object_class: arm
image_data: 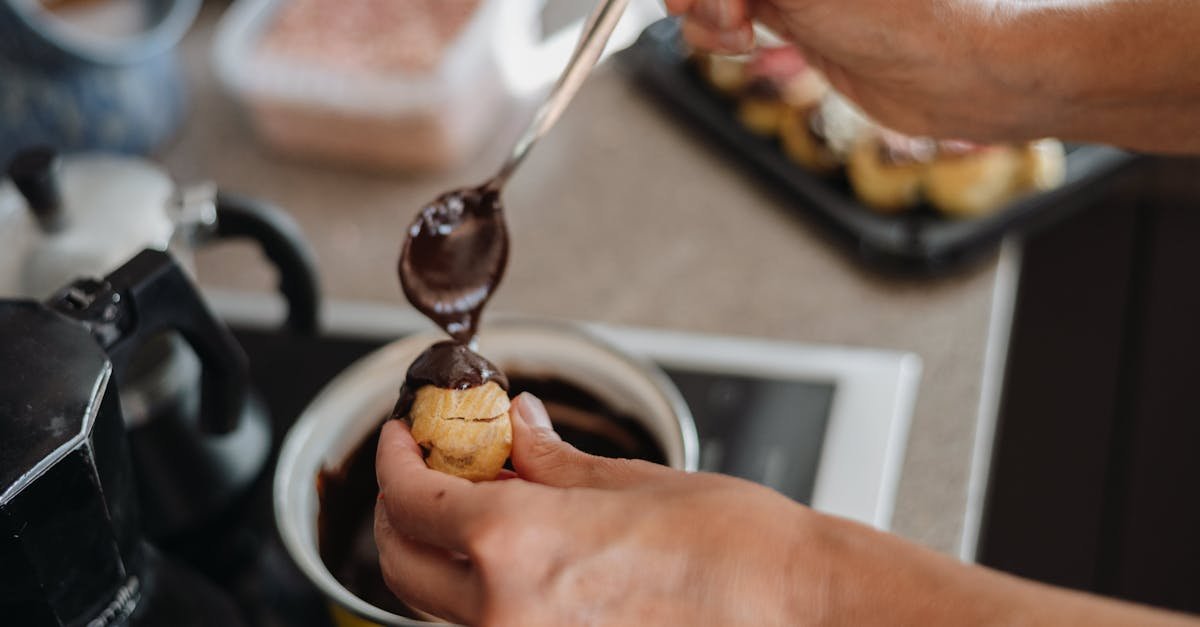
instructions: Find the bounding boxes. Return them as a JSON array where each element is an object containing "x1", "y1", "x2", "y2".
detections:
[
  {"x1": 667, "y1": 0, "x2": 1200, "y2": 153},
  {"x1": 975, "y1": 1, "x2": 1200, "y2": 153},
  {"x1": 375, "y1": 393, "x2": 1200, "y2": 626}
]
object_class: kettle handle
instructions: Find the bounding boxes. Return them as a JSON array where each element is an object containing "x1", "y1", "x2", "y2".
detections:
[
  {"x1": 212, "y1": 192, "x2": 321, "y2": 335},
  {"x1": 49, "y1": 249, "x2": 248, "y2": 435}
]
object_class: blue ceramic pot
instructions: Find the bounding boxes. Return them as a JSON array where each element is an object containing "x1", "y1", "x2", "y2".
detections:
[{"x1": 0, "y1": 0, "x2": 200, "y2": 163}]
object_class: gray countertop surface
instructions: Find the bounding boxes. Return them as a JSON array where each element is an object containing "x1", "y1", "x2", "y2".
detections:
[{"x1": 167, "y1": 4, "x2": 1001, "y2": 556}]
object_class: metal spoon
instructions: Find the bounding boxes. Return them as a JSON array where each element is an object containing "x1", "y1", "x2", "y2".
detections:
[
  {"x1": 491, "y1": 0, "x2": 633, "y2": 188},
  {"x1": 399, "y1": 0, "x2": 632, "y2": 343}
]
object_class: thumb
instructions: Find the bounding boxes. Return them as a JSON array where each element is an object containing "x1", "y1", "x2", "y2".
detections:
[{"x1": 508, "y1": 392, "x2": 674, "y2": 489}]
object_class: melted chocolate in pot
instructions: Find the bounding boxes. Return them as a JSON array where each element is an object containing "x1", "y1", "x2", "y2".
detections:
[
  {"x1": 398, "y1": 184, "x2": 508, "y2": 344},
  {"x1": 316, "y1": 427, "x2": 415, "y2": 618}
]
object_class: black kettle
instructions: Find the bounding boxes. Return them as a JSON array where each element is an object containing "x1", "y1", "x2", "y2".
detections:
[
  {"x1": 0, "y1": 250, "x2": 260, "y2": 626},
  {"x1": 1, "y1": 147, "x2": 321, "y2": 575}
]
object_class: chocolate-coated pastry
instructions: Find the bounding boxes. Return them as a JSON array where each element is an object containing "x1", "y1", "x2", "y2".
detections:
[{"x1": 393, "y1": 341, "x2": 512, "y2": 482}]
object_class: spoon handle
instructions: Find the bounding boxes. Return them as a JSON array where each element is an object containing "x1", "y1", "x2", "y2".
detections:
[{"x1": 491, "y1": 0, "x2": 631, "y2": 188}]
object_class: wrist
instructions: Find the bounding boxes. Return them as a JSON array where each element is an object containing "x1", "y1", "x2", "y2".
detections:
[{"x1": 811, "y1": 511, "x2": 1030, "y2": 626}]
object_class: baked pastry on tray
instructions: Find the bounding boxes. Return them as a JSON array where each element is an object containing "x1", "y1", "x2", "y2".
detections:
[{"x1": 688, "y1": 46, "x2": 1067, "y2": 218}]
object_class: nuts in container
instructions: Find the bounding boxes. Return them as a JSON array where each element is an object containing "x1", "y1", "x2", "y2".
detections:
[{"x1": 214, "y1": 0, "x2": 515, "y2": 172}]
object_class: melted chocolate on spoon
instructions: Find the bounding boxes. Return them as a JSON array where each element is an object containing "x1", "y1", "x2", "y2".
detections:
[
  {"x1": 398, "y1": 183, "x2": 508, "y2": 344},
  {"x1": 391, "y1": 340, "x2": 509, "y2": 419}
]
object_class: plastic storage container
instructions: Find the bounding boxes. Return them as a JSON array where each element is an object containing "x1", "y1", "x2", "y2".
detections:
[
  {"x1": 214, "y1": 0, "x2": 516, "y2": 171},
  {"x1": 213, "y1": 0, "x2": 663, "y2": 172}
]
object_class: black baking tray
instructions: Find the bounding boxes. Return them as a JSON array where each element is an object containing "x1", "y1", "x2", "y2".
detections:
[{"x1": 619, "y1": 19, "x2": 1142, "y2": 274}]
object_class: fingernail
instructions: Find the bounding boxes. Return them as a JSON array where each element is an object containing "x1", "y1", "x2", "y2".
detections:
[
  {"x1": 696, "y1": 0, "x2": 737, "y2": 29},
  {"x1": 514, "y1": 393, "x2": 559, "y2": 439},
  {"x1": 717, "y1": 26, "x2": 753, "y2": 52}
]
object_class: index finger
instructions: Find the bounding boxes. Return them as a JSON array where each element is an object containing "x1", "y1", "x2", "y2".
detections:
[{"x1": 375, "y1": 420, "x2": 489, "y2": 552}]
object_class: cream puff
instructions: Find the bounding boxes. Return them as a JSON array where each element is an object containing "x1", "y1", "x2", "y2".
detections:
[
  {"x1": 780, "y1": 106, "x2": 840, "y2": 174},
  {"x1": 847, "y1": 130, "x2": 935, "y2": 213},
  {"x1": 393, "y1": 341, "x2": 512, "y2": 481},
  {"x1": 924, "y1": 141, "x2": 1024, "y2": 218}
]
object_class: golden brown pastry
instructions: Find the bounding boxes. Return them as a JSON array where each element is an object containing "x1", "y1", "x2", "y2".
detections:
[
  {"x1": 779, "y1": 106, "x2": 840, "y2": 174},
  {"x1": 407, "y1": 381, "x2": 512, "y2": 482},
  {"x1": 737, "y1": 82, "x2": 790, "y2": 136},
  {"x1": 924, "y1": 143, "x2": 1024, "y2": 218},
  {"x1": 846, "y1": 132, "x2": 932, "y2": 213}
]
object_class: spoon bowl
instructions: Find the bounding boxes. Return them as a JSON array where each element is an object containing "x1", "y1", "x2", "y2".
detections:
[{"x1": 398, "y1": 183, "x2": 508, "y2": 343}]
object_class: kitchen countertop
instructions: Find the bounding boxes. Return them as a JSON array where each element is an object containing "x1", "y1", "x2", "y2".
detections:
[{"x1": 166, "y1": 4, "x2": 1002, "y2": 556}]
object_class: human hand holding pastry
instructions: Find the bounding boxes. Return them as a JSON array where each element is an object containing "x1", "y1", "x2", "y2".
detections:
[
  {"x1": 375, "y1": 393, "x2": 1200, "y2": 626},
  {"x1": 375, "y1": 393, "x2": 821, "y2": 625}
]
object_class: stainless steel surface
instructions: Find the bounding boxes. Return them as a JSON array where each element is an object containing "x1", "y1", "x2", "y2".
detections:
[{"x1": 492, "y1": 0, "x2": 632, "y2": 187}]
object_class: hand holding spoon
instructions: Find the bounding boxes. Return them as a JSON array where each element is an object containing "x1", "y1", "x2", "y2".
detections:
[{"x1": 399, "y1": 0, "x2": 632, "y2": 344}]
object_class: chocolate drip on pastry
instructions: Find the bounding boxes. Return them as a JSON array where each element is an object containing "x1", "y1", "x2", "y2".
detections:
[{"x1": 392, "y1": 341, "x2": 509, "y2": 419}]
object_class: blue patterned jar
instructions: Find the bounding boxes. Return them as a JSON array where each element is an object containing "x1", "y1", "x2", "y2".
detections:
[{"x1": 0, "y1": 0, "x2": 200, "y2": 164}]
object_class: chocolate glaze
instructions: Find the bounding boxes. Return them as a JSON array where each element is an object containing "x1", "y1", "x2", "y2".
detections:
[
  {"x1": 398, "y1": 184, "x2": 508, "y2": 344},
  {"x1": 318, "y1": 375, "x2": 666, "y2": 616},
  {"x1": 391, "y1": 340, "x2": 510, "y2": 419}
]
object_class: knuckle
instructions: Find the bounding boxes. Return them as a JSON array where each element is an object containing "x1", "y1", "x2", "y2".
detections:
[
  {"x1": 521, "y1": 438, "x2": 577, "y2": 477},
  {"x1": 527, "y1": 434, "x2": 567, "y2": 464},
  {"x1": 580, "y1": 456, "x2": 617, "y2": 485}
]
